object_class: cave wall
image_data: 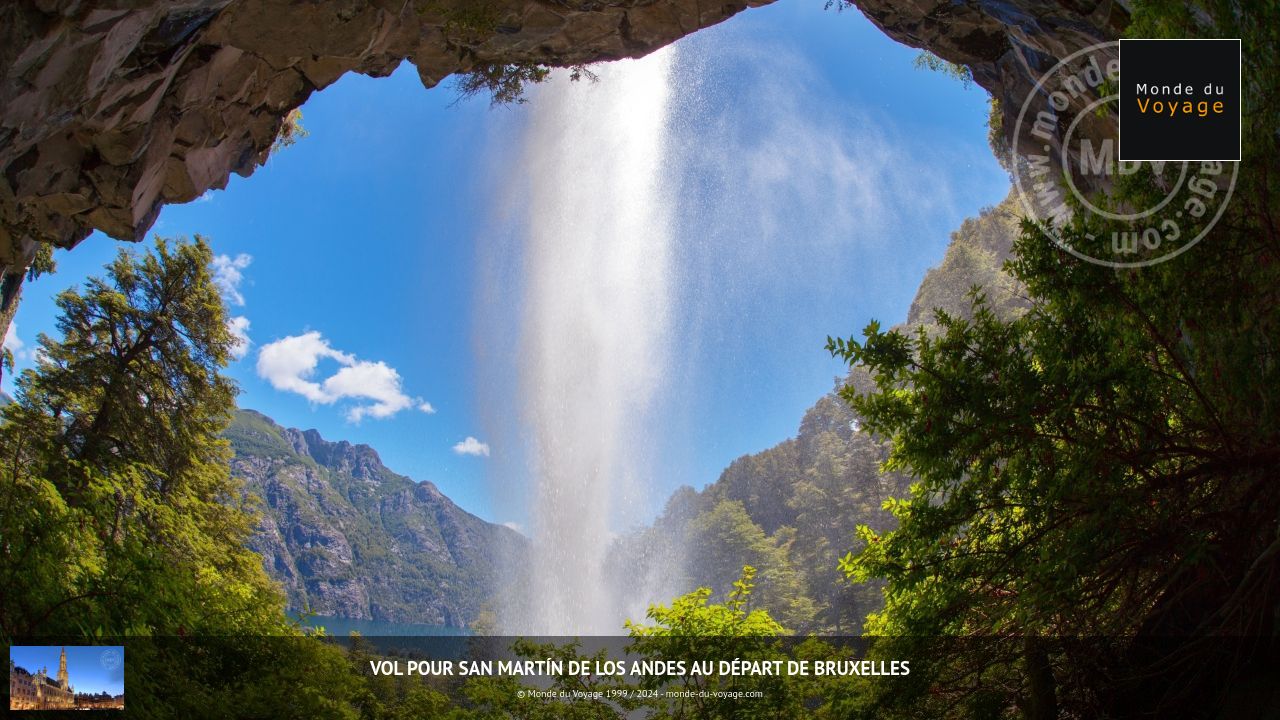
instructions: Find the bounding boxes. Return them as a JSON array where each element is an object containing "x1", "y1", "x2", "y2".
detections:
[
  {"x1": 0, "y1": 0, "x2": 1127, "y2": 339},
  {"x1": 853, "y1": 0, "x2": 1127, "y2": 111},
  {"x1": 0, "y1": 0, "x2": 772, "y2": 333},
  {"x1": 851, "y1": 0, "x2": 1127, "y2": 182}
]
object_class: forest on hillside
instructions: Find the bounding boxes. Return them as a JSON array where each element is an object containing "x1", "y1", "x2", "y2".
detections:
[{"x1": 610, "y1": 192, "x2": 1027, "y2": 635}]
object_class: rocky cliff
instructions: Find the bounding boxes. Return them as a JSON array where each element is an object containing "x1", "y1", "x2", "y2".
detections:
[
  {"x1": 0, "y1": 0, "x2": 1133, "y2": 339},
  {"x1": 227, "y1": 409, "x2": 523, "y2": 626},
  {"x1": 625, "y1": 189, "x2": 1028, "y2": 632},
  {"x1": 848, "y1": 0, "x2": 1126, "y2": 164},
  {"x1": 0, "y1": 0, "x2": 771, "y2": 334}
]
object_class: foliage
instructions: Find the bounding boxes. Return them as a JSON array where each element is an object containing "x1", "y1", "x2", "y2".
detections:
[
  {"x1": 827, "y1": 2, "x2": 1280, "y2": 715},
  {"x1": 455, "y1": 62, "x2": 551, "y2": 106},
  {"x1": 626, "y1": 566, "x2": 814, "y2": 720},
  {"x1": 905, "y1": 193, "x2": 1025, "y2": 334},
  {"x1": 986, "y1": 98, "x2": 1011, "y2": 174},
  {"x1": 0, "y1": 236, "x2": 289, "y2": 637},
  {"x1": 628, "y1": 566, "x2": 785, "y2": 640},
  {"x1": 125, "y1": 636, "x2": 364, "y2": 720},
  {"x1": 459, "y1": 638, "x2": 641, "y2": 720},
  {"x1": 454, "y1": 62, "x2": 598, "y2": 107},
  {"x1": 621, "y1": 403, "x2": 909, "y2": 635},
  {"x1": 3, "y1": 243, "x2": 57, "y2": 376},
  {"x1": 683, "y1": 501, "x2": 816, "y2": 631},
  {"x1": 0, "y1": 237, "x2": 382, "y2": 718},
  {"x1": 27, "y1": 241, "x2": 56, "y2": 281},
  {"x1": 621, "y1": 191, "x2": 1026, "y2": 635},
  {"x1": 343, "y1": 571, "x2": 800, "y2": 720},
  {"x1": 271, "y1": 108, "x2": 309, "y2": 155},
  {"x1": 429, "y1": 0, "x2": 597, "y2": 107},
  {"x1": 913, "y1": 51, "x2": 973, "y2": 89},
  {"x1": 427, "y1": 0, "x2": 504, "y2": 39}
]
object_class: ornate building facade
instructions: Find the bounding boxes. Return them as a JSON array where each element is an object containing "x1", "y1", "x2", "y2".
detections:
[
  {"x1": 75, "y1": 691, "x2": 126, "y2": 709},
  {"x1": 9, "y1": 647, "x2": 75, "y2": 710}
]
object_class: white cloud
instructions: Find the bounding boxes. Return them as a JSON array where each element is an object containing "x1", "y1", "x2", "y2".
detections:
[
  {"x1": 194, "y1": 190, "x2": 215, "y2": 203},
  {"x1": 212, "y1": 253, "x2": 252, "y2": 307},
  {"x1": 452, "y1": 436, "x2": 490, "y2": 457},
  {"x1": 227, "y1": 316, "x2": 251, "y2": 359},
  {"x1": 502, "y1": 521, "x2": 525, "y2": 534},
  {"x1": 324, "y1": 360, "x2": 415, "y2": 422},
  {"x1": 3, "y1": 321, "x2": 24, "y2": 358},
  {"x1": 256, "y1": 331, "x2": 433, "y2": 422},
  {"x1": 210, "y1": 253, "x2": 253, "y2": 361},
  {"x1": 257, "y1": 332, "x2": 350, "y2": 402}
]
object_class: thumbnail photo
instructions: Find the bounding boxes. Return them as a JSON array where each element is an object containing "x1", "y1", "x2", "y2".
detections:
[{"x1": 9, "y1": 646, "x2": 123, "y2": 711}]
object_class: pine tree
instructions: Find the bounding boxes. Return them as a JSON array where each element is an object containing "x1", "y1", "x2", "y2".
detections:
[{"x1": 0, "y1": 237, "x2": 284, "y2": 636}]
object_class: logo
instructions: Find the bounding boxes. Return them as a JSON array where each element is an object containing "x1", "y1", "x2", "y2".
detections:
[
  {"x1": 1012, "y1": 41, "x2": 1238, "y2": 268},
  {"x1": 100, "y1": 648, "x2": 122, "y2": 671},
  {"x1": 1119, "y1": 38, "x2": 1241, "y2": 162}
]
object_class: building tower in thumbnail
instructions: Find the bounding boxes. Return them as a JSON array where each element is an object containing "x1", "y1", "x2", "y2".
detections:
[
  {"x1": 57, "y1": 647, "x2": 69, "y2": 690},
  {"x1": 9, "y1": 648, "x2": 74, "y2": 710}
]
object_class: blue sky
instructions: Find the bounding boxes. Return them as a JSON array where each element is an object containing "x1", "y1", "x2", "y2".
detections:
[
  {"x1": 9, "y1": 646, "x2": 125, "y2": 695},
  {"x1": 2, "y1": 1, "x2": 1008, "y2": 530}
]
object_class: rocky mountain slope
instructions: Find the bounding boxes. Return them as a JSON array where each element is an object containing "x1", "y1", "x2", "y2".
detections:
[
  {"x1": 226, "y1": 409, "x2": 523, "y2": 626},
  {"x1": 904, "y1": 186, "x2": 1025, "y2": 330},
  {"x1": 619, "y1": 189, "x2": 1027, "y2": 633}
]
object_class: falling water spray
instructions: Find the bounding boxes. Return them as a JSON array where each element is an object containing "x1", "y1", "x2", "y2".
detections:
[{"x1": 499, "y1": 49, "x2": 678, "y2": 634}]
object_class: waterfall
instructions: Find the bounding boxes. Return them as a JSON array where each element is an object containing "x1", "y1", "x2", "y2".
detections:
[
  {"x1": 495, "y1": 48, "x2": 678, "y2": 634},
  {"x1": 477, "y1": 22, "x2": 977, "y2": 635}
]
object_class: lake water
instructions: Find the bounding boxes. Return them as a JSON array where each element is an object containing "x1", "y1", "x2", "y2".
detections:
[{"x1": 294, "y1": 614, "x2": 471, "y2": 637}]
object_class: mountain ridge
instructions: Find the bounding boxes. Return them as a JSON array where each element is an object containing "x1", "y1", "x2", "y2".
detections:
[
  {"x1": 227, "y1": 409, "x2": 523, "y2": 627},
  {"x1": 229, "y1": 189, "x2": 1024, "y2": 631}
]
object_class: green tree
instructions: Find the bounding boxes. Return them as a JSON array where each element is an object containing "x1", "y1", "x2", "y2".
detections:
[
  {"x1": 826, "y1": 2, "x2": 1280, "y2": 713},
  {"x1": 684, "y1": 500, "x2": 816, "y2": 631},
  {"x1": 786, "y1": 418, "x2": 904, "y2": 634},
  {"x1": 829, "y1": 85, "x2": 1280, "y2": 720},
  {"x1": 628, "y1": 565, "x2": 785, "y2": 640},
  {"x1": 0, "y1": 237, "x2": 385, "y2": 720},
  {"x1": 627, "y1": 566, "x2": 807, "y2": 720},
  {"x1": 454, "y1": 62, "x2": 598, "y2": 107},
  {"x1": 912, "y1": 51, "x2": 973, "y2": 89},
  {"x1": 0, "y1": 236, "x2": 285, "y2": 636}
]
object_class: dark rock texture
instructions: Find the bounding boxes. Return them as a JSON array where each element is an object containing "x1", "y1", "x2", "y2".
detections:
[
  {"x1": 849, "y1": 0, "x2": 1126, "y2": 180},
  {"x1": 0, "y1": 0, "x2": 772, "y2": 332},
  {"x1": 226, "y1": 409, "x2": 524, "y2": 626},
  {"x1": 0, "y1": 0, "x2": 1129, "y2": 337},
  {"x1": 852, "y1": 0, "x2": 1126, "y2": 105}
]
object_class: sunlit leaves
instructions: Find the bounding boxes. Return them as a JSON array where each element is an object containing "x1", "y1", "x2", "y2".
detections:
[{"x1": 0, "y1": 237, "x2": 287, "y2": 638}]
